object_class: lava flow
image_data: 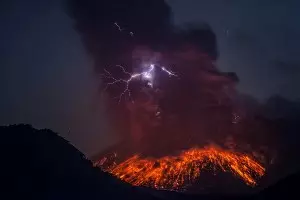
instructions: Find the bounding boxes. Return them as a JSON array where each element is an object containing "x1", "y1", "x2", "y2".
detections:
[{"x1": 95, "y1": 146, "x2": 265, "y2": 191}]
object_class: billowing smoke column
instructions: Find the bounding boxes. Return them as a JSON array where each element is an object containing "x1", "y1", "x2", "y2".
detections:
[
  {"x1": 66, "y1": 0, "x2": 174, "y2": 144},
  {"x1": 66, "y1": 0, "x2": 270, "y2": 191}
]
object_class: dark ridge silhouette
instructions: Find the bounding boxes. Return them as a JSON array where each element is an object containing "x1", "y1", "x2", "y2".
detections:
[{"x1": 0, "y1": 124, "x2": 156, "y2": 200}]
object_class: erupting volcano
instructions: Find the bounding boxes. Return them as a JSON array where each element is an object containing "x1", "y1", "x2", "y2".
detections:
[
  {"x1": 68, "y1": 0, "x2": 272, "y2": 192},
  {"x1": 95, "y1": 146, "x2": 265, "y2": 191}
]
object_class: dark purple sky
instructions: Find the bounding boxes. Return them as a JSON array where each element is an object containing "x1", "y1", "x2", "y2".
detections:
[{"x1": 1, "y1": 0, "x2": 300, "y2": 156}]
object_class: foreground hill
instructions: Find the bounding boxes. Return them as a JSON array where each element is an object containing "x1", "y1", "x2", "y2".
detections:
[{"x1": 0, "y1": 124, "x2": 156, "y2": 200}]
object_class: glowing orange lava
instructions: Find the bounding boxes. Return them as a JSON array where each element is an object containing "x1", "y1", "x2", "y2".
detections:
[{"x1": 95, "y1": 146, "x2": 265, "y2": 190}]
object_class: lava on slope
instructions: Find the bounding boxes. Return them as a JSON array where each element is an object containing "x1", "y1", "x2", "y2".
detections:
[{"x1": 94, "y1": 145, "x2": 265, "y2": 191}]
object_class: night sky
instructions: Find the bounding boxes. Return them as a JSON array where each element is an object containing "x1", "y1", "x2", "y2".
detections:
[{"x1": 1, "y1": 0, "x2": 300, "y2": 156}]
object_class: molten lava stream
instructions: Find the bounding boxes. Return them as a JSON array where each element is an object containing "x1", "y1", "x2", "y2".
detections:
[{"x1": 95, "y1": 146, "x2": 265, "y2": 191}]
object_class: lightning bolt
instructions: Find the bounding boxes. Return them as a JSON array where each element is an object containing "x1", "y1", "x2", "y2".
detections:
[
  {"x1": 161, "y1": 66, "x2": 176, "y2": 76},
  {"x1": 101, "y1": 64, "x2": 176, "y2": 103},
  {"x1": 108, "y1": 22, "x2": 176, "y2": 103},
  {"x1": 114, "y1": 22, "x2": 123, "y2": 31},
  {"x1": 114, "y1": 22, "x2": 134, "y2": 37}
]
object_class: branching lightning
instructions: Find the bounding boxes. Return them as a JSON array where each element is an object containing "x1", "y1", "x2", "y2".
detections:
[
  {"x1": 101, "y1": 64, "x2": 176, "y2": 103},
  {"x1": 108, "y1": 22, "x2": 176, "y2": 103}
]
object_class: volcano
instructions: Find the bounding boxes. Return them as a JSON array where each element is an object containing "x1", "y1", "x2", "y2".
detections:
[
  {"x1": 91, "y1": 54, "x2": 269, "y2": 193},
  {"x1": 93, "y1": 144, "x2": 265, "y2": 193}
]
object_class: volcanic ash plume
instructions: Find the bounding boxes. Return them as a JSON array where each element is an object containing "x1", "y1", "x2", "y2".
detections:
[{"x1": 67, "y1": 0, "x2": 270, "y2": 192}]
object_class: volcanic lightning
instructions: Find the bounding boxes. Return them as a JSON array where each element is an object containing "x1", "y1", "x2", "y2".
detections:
[
  {"x1": 95, "y1": 146, "x2": 265, "y2": 191},
  {"x1": 101, "y1": 64, "x2": 176, "y2": 103},
  {"x1": 114, "y1": 22, "x2": 123, "y2": 31}
]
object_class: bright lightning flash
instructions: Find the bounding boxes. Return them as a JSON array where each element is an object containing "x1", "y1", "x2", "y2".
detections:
[{"x1": 101, "y1": 64, "x2": 176, "y2": 103}]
